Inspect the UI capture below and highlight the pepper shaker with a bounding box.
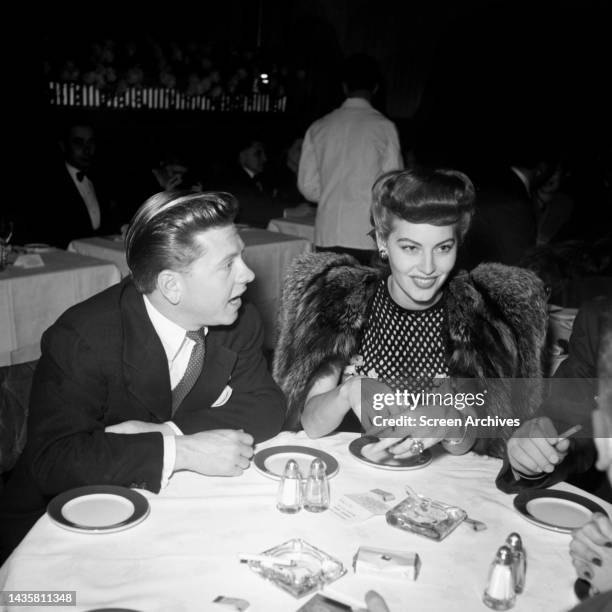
[505,533,526,594]
[483,545,516,610]
[304,457,330,512]
[276,459,303,513]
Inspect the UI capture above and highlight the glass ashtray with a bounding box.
[246,538,346,598]
[386,490,467,541]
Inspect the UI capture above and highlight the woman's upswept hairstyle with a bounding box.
[126,190,238,294]
[371,166,475,241]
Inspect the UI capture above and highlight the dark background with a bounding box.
[12,0,612,204]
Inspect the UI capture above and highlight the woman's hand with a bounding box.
[365,400,464,458]
[570,513,612,592]
[341,375,394,421]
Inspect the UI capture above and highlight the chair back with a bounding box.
[0,361,37,475]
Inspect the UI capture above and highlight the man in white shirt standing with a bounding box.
[298,54,403,264]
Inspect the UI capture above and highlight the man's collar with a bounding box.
[510,166,531,195]
[242,166,256,179]
[143,294,208,362]
[341,97,373,110]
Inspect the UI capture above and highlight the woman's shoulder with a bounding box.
[449,262,546,313]
[282,252,384,310]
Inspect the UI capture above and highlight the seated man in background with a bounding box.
[119,150,204,223]
[216,137,286,227]
[496,295,612,503]
[17,119,121,248]
[0,191,286,563]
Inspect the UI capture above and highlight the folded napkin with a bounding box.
[13,254,45,268]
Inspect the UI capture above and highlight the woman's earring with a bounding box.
[379,248,388,260]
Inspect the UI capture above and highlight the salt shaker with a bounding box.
[483,545,516,610]
[505,533,526,594]
[304,457,330,512]
[276,459,303,513]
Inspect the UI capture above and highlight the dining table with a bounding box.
[68,229,313,349]
[1,431,608,612]
[0,249,121,366]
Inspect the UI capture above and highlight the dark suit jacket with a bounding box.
[0,278,285,561]
[18,162,118,249]
[496,296,612,502]
[461,168,537,269]
[215,165,286,228]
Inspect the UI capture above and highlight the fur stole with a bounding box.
[273,253,548,457]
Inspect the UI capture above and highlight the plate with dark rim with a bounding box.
[348,436,432,470]
[513,489,609,534]
[47,485,150,534]
[253,446,339,480]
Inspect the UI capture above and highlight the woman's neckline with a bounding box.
[384,276,445,314]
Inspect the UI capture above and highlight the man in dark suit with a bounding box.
[217,138,286,228]
[460,159,539,269]
[0,191,285,563]
[496,295,612,503]
[20,121,119,248]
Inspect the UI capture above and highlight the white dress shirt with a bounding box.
[143,295,208,486]
[298,97,403,250]
[66,162,101,230]
[510,166,531,196]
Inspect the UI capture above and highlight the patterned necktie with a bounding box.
[171,329,205,414]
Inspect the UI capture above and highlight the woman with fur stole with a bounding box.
[273,167,548,459]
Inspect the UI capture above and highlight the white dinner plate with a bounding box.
[348,436,432,470]
[253,445,339,480]
[513,489,609,533]
[47,485,150,534]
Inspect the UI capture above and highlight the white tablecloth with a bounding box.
[267,217,315,242]
[1,431,608,611]
[69,230,312,349]
[0,250,121,366]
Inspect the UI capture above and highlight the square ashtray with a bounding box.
[246,538,346,598]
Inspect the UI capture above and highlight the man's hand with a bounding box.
[570,513,612,592]
[174,429,254,477]
[105,420,175,436]
[506,417,570,477]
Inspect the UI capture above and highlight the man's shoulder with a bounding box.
[306,107,397,145]
[50,280,127,341]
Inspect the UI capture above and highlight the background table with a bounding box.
[0,250,121,366]
[2,431,608,611]
[69,230,312,349]
[267,217,315,242]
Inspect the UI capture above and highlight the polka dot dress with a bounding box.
[353,278,449,392]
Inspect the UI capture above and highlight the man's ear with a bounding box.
[157,269,182,305]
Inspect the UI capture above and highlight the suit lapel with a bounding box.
[120,281,172,422]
